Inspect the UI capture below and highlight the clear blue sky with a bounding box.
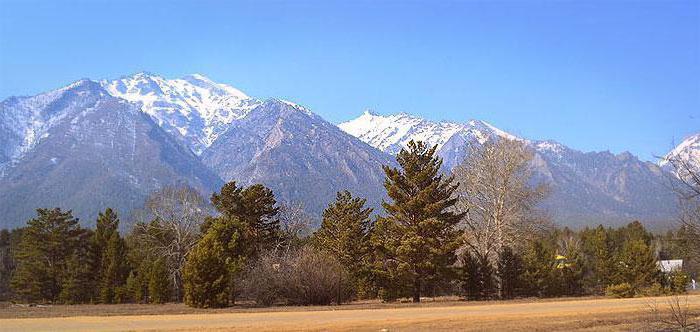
[1,0,698,160]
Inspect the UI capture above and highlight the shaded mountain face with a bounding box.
[202,99,394,217]
[340,112,680,229]
[530,142,678,228]
[0,80,222,228]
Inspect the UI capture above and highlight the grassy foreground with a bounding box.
[1,293,699,331]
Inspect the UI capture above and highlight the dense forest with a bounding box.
[0,139,697,307]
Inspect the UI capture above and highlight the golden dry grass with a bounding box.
[1,293,699,331]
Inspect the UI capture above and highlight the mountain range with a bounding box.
[1,72,697,229]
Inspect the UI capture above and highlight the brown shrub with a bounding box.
[241,246,352,306]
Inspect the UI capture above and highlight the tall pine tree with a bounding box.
[11,208,88,303]
[100,232,130,303]
[209,181,280,258]
[93,208,129,303]
[497,247,524,299]
[372,140,462,302]
[314,190,373,296]
[149,258,170,304]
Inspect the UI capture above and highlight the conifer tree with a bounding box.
[459,251,480,300]
[209,181,280,256]
[11,208,86,303]
[59,249,93,304]
[148,258,170,304]
[590,225,616,291]
[126,261,151,303]
[459,250,495,300]
[314,190,373,295]
[100,232,129,303]
[205,182,279,304]
[372,140,462,302]
[615,239,660,291]
[522,239,555,297]
[94,209,119,257]
[92,208,120,302]
[497,247,524,299]
[183,232,231,308]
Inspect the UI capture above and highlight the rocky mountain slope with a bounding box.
[201,99,394,217]
[0,80,222,227]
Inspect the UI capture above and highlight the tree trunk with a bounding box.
[412,277,421,303]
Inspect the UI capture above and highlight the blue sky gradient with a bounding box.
[1,0,698,160]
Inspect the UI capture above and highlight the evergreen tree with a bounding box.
[58,248,93,304]
[497,247,524,299]
[620,221,652,245]
[148,258,170,304]
[592,226,617,290]
[372,140,463,302]
[94,209,119,257]
[0,228,21,301]
[475,254,495,299]
[314,190,373,296]
[126,261,151,303]
[100,232,130,303]
[183,232,231,308]
[92,208,120,302]
[11,208,87,303]
[522,239,555,297]
[459,251,480,300]
[459,250,495,300]
[556,242,585,296]
[206,182,279,304]
[209,181,280,256]
[614,239,660,291]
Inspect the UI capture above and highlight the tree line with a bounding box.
[0,139,697,306]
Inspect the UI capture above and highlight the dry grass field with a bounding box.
[1,293,699,331]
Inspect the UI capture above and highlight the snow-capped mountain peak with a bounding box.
[100,73,261,154]
[660,133,700,174]
[338,112,465,154]
[338,111,519,155]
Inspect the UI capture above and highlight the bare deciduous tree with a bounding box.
[274,202,314,253]
[645,296,698,331]
[131,186,211,300]
[453,139,550,262]
[664,155,700,257]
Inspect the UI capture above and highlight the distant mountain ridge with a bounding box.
[0,72,696,229]
[340,112,689,228]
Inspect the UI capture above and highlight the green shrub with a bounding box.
[639,283,666,297]
[183,234,231,308]
[668,271,689,294]
[606,283,634,298]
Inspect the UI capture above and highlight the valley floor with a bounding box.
[1,293,699,331]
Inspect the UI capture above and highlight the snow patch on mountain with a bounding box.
[0,79,107,170]
[339,111,466,154]
[100,72,261,154]
[660,133,700,174]
[339,111,519,154]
